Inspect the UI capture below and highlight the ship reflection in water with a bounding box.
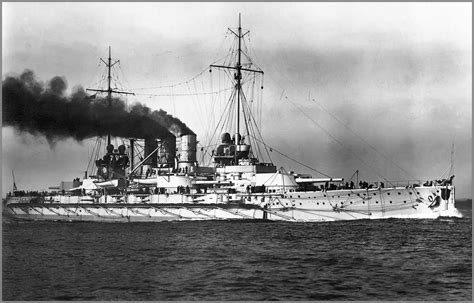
[2,217,471,300]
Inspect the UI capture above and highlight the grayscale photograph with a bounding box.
[2,2,472,301]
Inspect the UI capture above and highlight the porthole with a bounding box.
[350,202,352,204]
[363,201,365,204]
[398,192,401,195]
[376,201,379,204]
[409,192,412,195]
[300,203,302,205]
[338,195,340,198]
[390,201,392,203]
[317,202,319,205]
[323,202,325,205]
[298,195,300,198]
[417,192,420,195]
[324,194,326,197]
[373,193,376,196]
[357,193,360,196]
[387,193,390,195]
[404,201,406,203]
[348,194,351,197]
[341,202,344,204]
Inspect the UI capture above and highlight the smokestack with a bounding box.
[177,134,197,172]
[130,139,135,171]
[144,138,158,166]
[158,136,176,167]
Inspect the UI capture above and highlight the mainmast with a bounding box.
[235,14,242,149]
[86,46,135,146]
[210,14,264,162]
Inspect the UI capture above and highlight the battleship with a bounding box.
[3,16,462,222]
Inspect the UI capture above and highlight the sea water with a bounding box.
[2,208,471,300]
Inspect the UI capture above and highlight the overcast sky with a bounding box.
[2,2,472,198]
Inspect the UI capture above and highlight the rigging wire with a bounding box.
[207,66,216,151]
[247,134,332,178]
[202,89,236,165]
[129,67,209,91]
[170,86,176,116]
[448,142,455,177]
[117,61,134,90]
[87,59,107,91]
[283,96,395,186]
[241,89,271,162]
[192,78,206,132]
[133,48,225,91]
[240,89,268,162]
[437,162,453,182]
[86,137,99,175]
[249,39,397,184]
[311,98,417,180]
[133,86,233,97]
[243,100,262,160]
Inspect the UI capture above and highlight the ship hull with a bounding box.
[3,185,461,222]
[2,203,266,222]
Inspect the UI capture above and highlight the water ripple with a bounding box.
[3,217,471,300]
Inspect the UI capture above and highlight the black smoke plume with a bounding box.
[2,70,195,143]
[129,104,195,136]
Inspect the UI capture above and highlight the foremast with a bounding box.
[86,47,135,146]
[86,47,135,183]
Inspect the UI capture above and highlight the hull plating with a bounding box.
[3,186,461,222]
